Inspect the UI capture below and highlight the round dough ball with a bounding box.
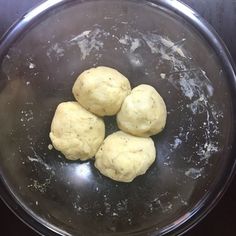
[95,131,156,182]
[117,84,167,137]
[72,66,131,116]
[49,101,105,161]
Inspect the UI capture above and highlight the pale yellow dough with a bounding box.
[72,66,131,116]
[117,84,167,137]
[49,101,105,161]
[95,131,156,182]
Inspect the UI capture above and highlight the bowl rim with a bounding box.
[0,0,236,235]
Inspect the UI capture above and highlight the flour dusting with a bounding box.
[20,109,34,123]
[47,42,65,60]
[130,38,141,52]
[27,155,51,170]
[68,28,109,60]
[29,62,35,69]
[185,168,204,180]
[27,147,52,171]
[160,73,166,79]
[27,177,52,193]
[171,138,182,149]
[119,35,130,45]
[197,141,219,162]
[187,95,205,114]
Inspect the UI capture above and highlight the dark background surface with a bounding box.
[0,0,235,235]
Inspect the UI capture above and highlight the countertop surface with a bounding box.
[0,0,236,235]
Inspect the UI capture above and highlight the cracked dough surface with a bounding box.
[95,131,156,182]
[49,101,105,161]
[72,66,131,116]
[117,84,167,137]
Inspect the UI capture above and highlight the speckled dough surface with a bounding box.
[95,131,156,182]
[72,66,131,116]
[117,84,167,137]
[49,101,105,160]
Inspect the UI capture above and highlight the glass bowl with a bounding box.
[0,0,236,235]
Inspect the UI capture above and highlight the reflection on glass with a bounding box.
[24,0,63,22]
[75,162,92,180]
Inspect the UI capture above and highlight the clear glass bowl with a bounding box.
[0,0,236,235]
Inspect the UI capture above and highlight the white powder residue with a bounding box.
[167,70,214,100]
[162,38,186,58]
[201,70,214,97]
[69,28,108,60]
[104,194,111,213]
[20,109,34,123]
[187,95,206,114]
[160,37,174,47]
[176,48,186,58]
[52,43,65,55]
[197,141,219,162]
[127,53,143,67]
[148,195,173,213]
[47,42,65,60]
[206,84,214,97]
[130,38,141,52]
[141,33,160,54]
[179,76,195,99]
[157,200,173,213]
[27,147,52,170]
[96,211,104,216]
[185,92,220,165]
[27,178,52,193]
[29,62,35,69]
[27,155,51,170]
[174,194,188,206]
[118,35,141,53]
[73,202,82,212]
[112,31,220,169]
[71,30,91,40]
[116,199,128,212]
[137,33,214,101]
[104,16,113,20]
[140,33,186,59]
[171,138,182,149]
[118,35,143,66]
[212,109,224,121]
[160,73,166,79]
[118,35,130,45]
[185,167,204,179]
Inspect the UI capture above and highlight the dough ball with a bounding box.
[95,131,156,182]
[117,84,167,137]
[72,66,131,116]
[49,101,105,161]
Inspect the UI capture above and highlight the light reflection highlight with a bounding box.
[74,162,92,180]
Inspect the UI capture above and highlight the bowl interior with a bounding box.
[0,0,235,235]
